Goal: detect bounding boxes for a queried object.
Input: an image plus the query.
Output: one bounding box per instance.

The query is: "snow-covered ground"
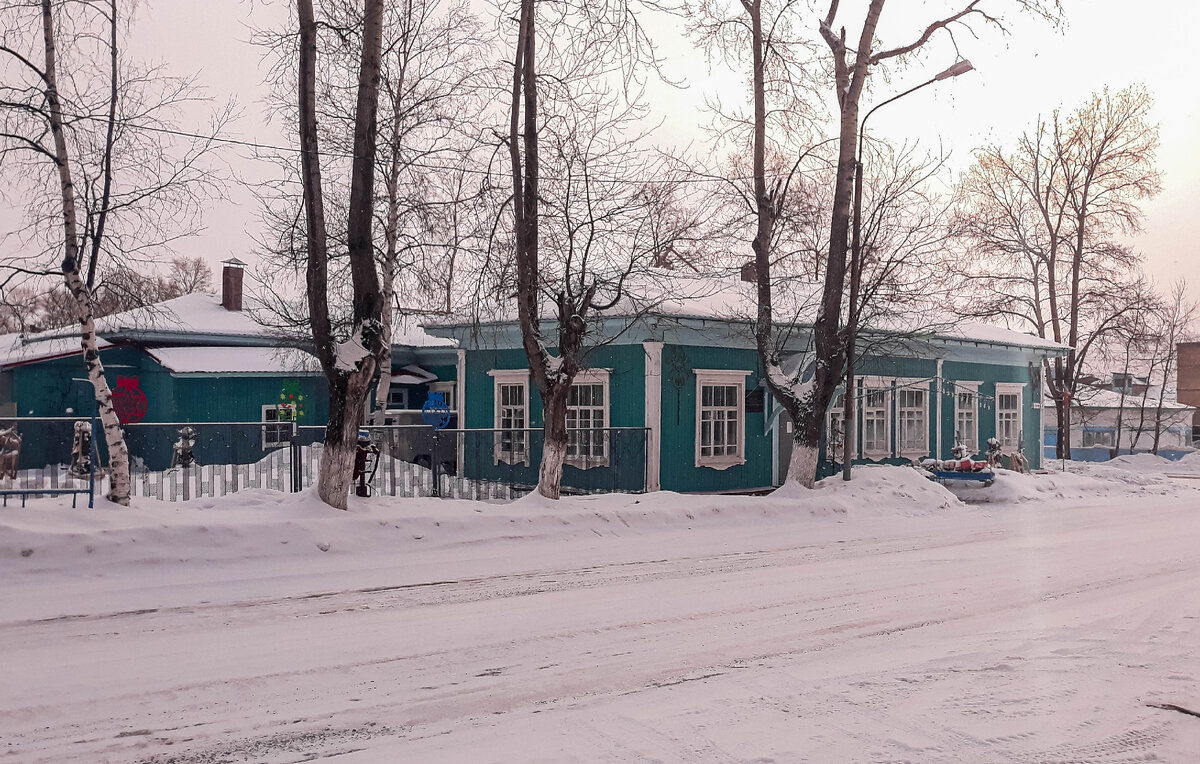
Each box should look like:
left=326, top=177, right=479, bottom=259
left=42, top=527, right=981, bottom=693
left=3, top=464, right=1200, bottom=762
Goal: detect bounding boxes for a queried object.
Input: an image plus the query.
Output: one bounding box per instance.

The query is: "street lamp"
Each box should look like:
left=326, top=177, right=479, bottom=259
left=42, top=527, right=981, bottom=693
left=841, top=59, right=974, bottom=481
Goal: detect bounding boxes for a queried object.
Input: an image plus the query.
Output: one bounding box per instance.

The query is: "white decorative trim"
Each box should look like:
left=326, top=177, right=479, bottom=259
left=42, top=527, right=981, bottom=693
left=694, top=369, right=752, bottom=470
left=994, top=382, right=1026, bottom=450
left=859, top=377, right=892, bottom=458
left=492, top=369, right=530, bottom=465
left=896, top=383, right=930, bottom=459
left=565, top=369, right=611, bottom=469
left=455, top=349, right=466, bottom=476
left=643, top=342, right=663, bottom=491
left=261, top=403, right=294, bottom=450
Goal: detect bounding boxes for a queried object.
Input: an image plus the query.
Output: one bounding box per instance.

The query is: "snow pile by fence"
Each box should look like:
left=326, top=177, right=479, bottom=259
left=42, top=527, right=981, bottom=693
left=2, top=466, right=966, bottom=573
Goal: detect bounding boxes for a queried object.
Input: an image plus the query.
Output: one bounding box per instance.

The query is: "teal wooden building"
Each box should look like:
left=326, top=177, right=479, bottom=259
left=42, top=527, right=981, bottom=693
left=0, top=261, right=457, bottom=470
left=428, top=275, right=1069, bottom=493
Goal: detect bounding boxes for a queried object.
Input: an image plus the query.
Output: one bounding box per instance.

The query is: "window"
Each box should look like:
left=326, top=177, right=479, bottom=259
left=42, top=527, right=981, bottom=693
left=897, top=388, right=928, bottom=456
left=695, top=370, right=750, bottom=469
left=954, top=384, right=979, bottom=452
left=995, top=384, right=1024, bottom=449
left=262, top=403, right=295, bottom=449
left=566, top=371, right=609, bottom=468
left=387, top=387, right=409, bottom=409
left=1082, top=429, right=1115, bottom=448
left=862, top=387, right=889, bottom=456
left=827, top=391, right=845, bottom=461
left=490, top=370, right=529, bottom=464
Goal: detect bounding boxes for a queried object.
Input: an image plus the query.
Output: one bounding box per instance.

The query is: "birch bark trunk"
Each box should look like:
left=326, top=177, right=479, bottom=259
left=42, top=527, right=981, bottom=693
left=41, top=0, right=131, bottom=505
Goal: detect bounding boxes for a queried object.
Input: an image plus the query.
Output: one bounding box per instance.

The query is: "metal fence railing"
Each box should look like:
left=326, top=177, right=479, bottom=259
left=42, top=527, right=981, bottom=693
left=0, top=418, right=649, bottom=503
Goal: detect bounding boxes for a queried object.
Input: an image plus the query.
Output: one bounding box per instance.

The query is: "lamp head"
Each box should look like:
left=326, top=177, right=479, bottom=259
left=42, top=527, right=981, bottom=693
left=934, top=59, right=974, bottom=80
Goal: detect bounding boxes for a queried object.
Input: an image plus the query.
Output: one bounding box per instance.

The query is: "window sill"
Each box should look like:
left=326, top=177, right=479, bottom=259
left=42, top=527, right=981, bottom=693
left=696, top=456, right=746, bottom=471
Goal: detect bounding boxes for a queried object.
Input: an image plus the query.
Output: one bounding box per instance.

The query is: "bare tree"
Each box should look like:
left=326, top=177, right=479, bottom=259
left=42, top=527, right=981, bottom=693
left=687, top=0, right=1056, bottom=486
left=504, top=0, right=686, bottom=498
left=1, top=0, right=228, bottom=504
left=954, top=85, right=1160, bottom=459
left=295, top=0, right=388, bottom=509
left=253, top=0, right=490, bottom=425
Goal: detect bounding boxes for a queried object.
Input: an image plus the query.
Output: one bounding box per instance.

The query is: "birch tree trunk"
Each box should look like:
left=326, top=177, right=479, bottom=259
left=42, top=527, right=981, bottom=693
left=41, top=0, right=131, bottom=505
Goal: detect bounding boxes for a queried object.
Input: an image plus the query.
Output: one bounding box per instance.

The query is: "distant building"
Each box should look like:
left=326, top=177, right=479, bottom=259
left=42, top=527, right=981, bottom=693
left=1043, top=385, right=1195, bottom=462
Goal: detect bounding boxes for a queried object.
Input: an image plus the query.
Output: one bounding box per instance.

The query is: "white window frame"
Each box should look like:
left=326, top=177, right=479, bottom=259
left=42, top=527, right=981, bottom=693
left=566, top=369, right=610, bottom=469
left=261, top=403, right=295, bottom=449
left=694, top=369, right=751, bottom=470
left=954, top=382, right=981, bottom=453
left=897, top=385, right=929, bottom=458
left=995, top=383, right=1025, bottom=450
left=860, top=379, right=891, bottom=457
left=386, top=386, right=409, bottom=410
left=490, top=369, right=530, bottom=465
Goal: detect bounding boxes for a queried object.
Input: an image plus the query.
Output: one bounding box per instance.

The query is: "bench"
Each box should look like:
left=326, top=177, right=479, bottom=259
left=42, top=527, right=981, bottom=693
left=0, top=487, right=94, bottom=508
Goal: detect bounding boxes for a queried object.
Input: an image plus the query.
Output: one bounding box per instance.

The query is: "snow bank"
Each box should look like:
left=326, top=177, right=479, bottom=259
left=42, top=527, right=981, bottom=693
left=2, top=466, right=966, bottom=575
left=972, top=463, right=1190, bottom=505
left=1107, top=452, right=1174, bottom=469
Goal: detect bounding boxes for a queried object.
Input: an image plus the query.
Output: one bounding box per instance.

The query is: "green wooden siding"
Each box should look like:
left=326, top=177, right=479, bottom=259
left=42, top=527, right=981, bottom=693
left=460, top=346, right=646, bottom=491
left=658, top=344, right=772, bottom=492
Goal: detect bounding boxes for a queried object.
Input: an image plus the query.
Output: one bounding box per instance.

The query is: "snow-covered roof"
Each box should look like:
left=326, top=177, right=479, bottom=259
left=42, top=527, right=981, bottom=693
left=0, top=332, right=113, bottom=369
left=428, top=271, right=1070, bottom=353
left=146, top=346, right=321, bottom=375
left=1068, top=387, right=1195, bottom=412
left=94, top=292, right=272, bottom=338
left=393, top=315, right=455, bottom=348
left=391, top=364, right=439, bottom=385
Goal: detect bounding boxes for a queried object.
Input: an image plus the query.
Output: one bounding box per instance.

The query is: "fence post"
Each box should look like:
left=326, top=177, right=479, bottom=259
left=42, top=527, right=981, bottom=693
left=431, top=429, right=440, bottom=498
left=289, top=419, right=301, bottom=493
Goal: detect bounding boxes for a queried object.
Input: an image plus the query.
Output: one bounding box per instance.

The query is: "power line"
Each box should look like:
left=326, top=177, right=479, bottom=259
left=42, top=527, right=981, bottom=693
left=64, top=112, right=818, bottom=187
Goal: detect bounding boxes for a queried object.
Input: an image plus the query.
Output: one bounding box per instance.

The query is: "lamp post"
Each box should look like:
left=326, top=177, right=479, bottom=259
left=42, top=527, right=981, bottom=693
left=842, top=59, right=974, bottom=481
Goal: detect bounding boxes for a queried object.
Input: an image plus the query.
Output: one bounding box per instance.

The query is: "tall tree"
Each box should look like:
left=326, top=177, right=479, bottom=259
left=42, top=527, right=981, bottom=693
left=954, top=86, right=1160, bottom=459
left=505, top=0, right=679, bottom=499
left=690, top=0, right=1058, bottom=486
left=1, top=0, right=228, bottom=504
left=296, top=0, right=388, bottom=509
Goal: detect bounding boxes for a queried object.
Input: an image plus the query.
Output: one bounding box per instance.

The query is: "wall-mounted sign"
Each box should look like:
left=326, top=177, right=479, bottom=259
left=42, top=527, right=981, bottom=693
left=112, top=376, right=147, bottom=423
left=421, top=392, right=452, bottom=429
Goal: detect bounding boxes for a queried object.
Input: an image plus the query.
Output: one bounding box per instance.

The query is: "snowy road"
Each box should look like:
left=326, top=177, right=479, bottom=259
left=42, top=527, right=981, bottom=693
left=3, top=482, right=1200, bottom=761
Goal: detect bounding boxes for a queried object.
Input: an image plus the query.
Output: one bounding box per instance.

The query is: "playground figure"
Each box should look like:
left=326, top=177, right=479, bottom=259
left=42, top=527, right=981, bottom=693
left=171, top=426, right=197, bottom=469
left=986, top=437, right=1030, bottom=473
left=353, top=430, right=380, bottom=497
left=68, top=421, right=92, bottom=478
left=0, top=426, right=20, bottom=479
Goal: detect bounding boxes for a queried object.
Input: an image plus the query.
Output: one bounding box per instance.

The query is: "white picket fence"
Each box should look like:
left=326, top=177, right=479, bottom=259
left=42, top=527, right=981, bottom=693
left=0, top=443, right=517, bottom=503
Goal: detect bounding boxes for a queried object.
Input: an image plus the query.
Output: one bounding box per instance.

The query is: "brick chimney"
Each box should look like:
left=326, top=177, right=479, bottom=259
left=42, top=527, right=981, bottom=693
left=221, top=257, right=246, bottom=311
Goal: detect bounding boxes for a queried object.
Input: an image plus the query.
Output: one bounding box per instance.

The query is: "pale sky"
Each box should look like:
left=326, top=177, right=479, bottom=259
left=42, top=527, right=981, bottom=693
left=70, top=1, right=1200, bottom=289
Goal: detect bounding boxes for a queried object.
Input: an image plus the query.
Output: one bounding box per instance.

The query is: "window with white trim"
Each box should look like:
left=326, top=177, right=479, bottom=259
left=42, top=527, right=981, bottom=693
left=954, top=384, right=979, bottom=452
left=1082, top=429, right=1115, bottom=448
left=897, top=387, right=928, bottom=456
left=827, top=391, right=845, bottom=461
left=995, top=384, right=1024, bottom=449
left=861, top=387, right=889, bottom=455
left=695, top=370, right=748, bottom=469
left=262, top=403, right=295, bottom=449
left=566, top=370, right=609, bottom=468
left=491, top=370, right=529, bottom=464
left=387, top=387, right=409, bottom=409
